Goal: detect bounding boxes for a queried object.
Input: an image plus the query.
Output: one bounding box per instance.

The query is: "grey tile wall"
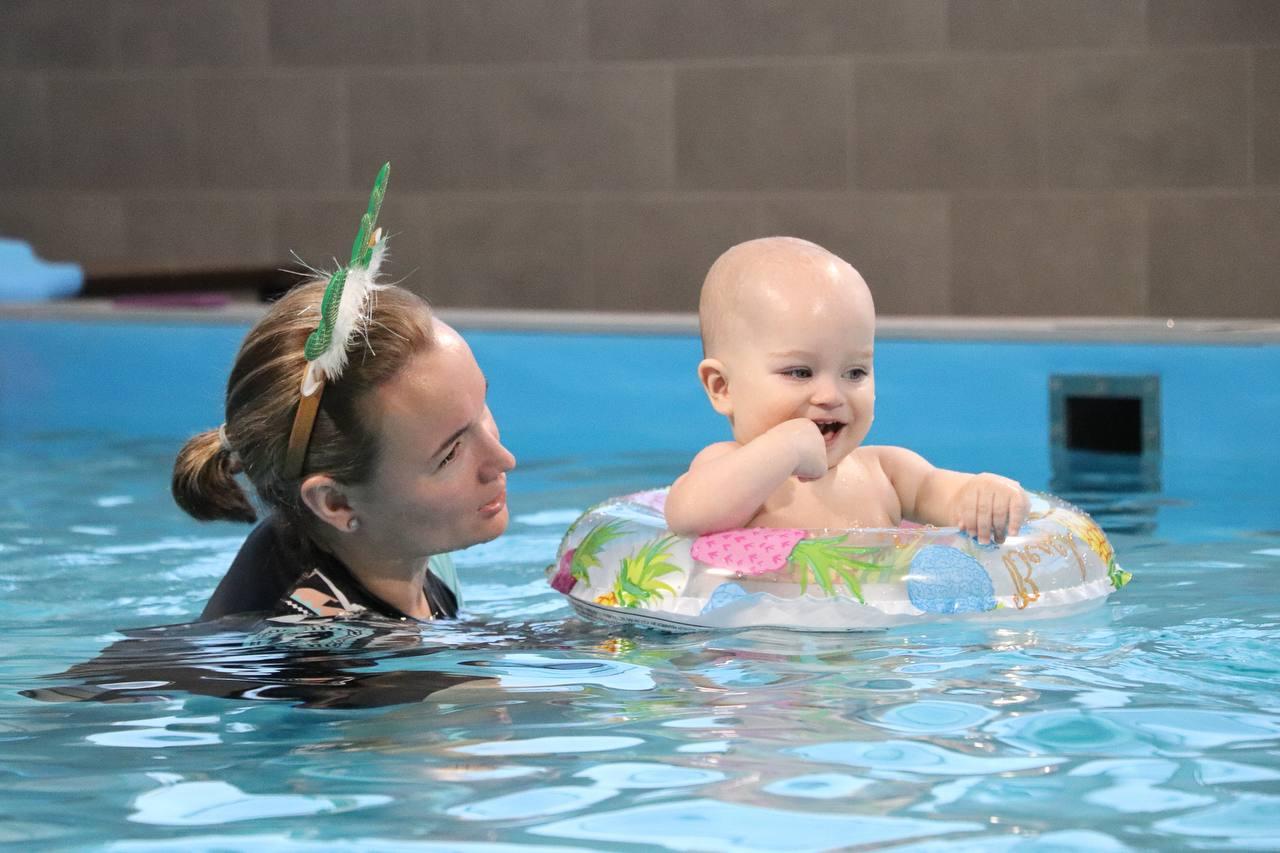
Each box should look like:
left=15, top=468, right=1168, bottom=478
left=675, top=65, right=850, bottom=190
left=586, top=196, right=761, bottom=311
left=1148, top=0, right=1280, bottom=45
left=855, top=58, right=1041, bottom=190
left=1149, top=195, right=1280, bottom=317
left=1043, top=50, right=1250, bottom=188
left=2, top=0, right=1278, bottom=317
left=588, top=0, right=946, bottom=60
left=0, top=77, right=48, bottom=188
left=757, top=193, right=951, bottom=314
left=124, top=194, right=276, bottom=268
left=949, top=0, right=1146, bottom=50
left=1257, top=49, right=1280, bottom=185
left=952, top=194, right=1148, bottom=315
left=421, top=195, right=589, bottom=309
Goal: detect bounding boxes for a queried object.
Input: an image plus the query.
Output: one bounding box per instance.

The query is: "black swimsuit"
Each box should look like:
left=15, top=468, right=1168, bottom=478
left=201, top=519, right=458, bottom=623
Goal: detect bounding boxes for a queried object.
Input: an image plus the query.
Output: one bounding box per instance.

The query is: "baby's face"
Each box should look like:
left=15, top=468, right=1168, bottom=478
left=718, top=261, right=876, bottom=467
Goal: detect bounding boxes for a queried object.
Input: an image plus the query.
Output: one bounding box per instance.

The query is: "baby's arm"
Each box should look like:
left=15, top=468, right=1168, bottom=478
left=873, top=446, right=1028, bottom=544
left=665, top=419, right=828, bottom=535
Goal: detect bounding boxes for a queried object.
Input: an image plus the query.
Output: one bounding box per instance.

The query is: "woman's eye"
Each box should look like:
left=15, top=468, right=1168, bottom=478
left=438, top=442, right=460, bottom=470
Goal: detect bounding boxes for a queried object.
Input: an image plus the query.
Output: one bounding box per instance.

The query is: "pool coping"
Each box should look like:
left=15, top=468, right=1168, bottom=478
left=3, top=299, right=1279, bottom=344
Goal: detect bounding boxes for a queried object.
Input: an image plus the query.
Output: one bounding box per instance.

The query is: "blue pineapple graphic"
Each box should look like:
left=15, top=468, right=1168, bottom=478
left=906, top=546, right=997, bottom=614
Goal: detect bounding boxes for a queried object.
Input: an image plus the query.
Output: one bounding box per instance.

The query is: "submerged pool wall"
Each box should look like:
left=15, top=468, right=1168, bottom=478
left=4, top=315, right=1278, bottom=536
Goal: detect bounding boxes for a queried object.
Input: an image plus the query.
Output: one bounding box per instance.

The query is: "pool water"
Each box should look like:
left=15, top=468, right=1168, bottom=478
left=2, top=321, right=1280, bottom=850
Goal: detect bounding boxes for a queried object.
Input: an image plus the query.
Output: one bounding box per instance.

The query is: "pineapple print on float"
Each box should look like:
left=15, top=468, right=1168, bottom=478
left=549, top=488, right=1126, bottom=633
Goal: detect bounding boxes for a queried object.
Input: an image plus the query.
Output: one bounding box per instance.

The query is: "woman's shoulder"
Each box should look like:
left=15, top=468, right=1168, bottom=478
left=199, top=519, right=302, bottom=621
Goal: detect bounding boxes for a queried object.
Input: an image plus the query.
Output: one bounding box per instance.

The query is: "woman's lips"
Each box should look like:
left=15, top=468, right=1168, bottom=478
left=478, top=489, right=507, bottom=516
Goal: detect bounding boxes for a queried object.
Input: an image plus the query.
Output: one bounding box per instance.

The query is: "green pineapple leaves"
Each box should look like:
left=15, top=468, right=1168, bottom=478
left=790, top=537, right=891, bottom=604
left=571, top=520, right=631, bottom=583
left=615, top=535, right=683, bottom=608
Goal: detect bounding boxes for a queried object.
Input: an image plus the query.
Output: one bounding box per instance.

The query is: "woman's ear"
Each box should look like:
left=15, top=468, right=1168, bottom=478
left=299, top=475, right=356, bottom=534
left=698, top=358, right=732, bottom=417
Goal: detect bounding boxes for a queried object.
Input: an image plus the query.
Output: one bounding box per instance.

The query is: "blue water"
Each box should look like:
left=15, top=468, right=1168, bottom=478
left=2, top=320, right=1280, bottom=850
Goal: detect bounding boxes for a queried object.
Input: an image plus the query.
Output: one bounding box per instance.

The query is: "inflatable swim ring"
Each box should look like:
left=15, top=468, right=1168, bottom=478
left=548, top=488, right=1129, bottom=632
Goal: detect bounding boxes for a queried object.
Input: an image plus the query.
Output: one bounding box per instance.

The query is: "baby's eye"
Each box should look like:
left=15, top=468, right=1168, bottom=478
left=781, top=367, right=812, bottom=379
left=438, top=442, right=460, bottom=470
left=844, top=367, right=869, bottom=381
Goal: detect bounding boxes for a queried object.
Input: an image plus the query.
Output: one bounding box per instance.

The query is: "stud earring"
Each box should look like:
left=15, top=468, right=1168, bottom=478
left=347, top=518, right=360, bottom=532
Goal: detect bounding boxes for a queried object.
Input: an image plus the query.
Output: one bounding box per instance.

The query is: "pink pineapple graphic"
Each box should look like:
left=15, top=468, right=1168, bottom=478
left=691, top=528, right=902, bottom=604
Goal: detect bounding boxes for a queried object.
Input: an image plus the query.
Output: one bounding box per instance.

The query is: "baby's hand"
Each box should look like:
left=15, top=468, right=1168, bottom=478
left=772, top=418, right=829, bottom=481
left=952, top=473, right=1028, bottom=545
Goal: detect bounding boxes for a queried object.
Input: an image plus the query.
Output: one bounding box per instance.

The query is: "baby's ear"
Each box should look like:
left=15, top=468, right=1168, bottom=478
left=698, top=358, right=732, bottom=417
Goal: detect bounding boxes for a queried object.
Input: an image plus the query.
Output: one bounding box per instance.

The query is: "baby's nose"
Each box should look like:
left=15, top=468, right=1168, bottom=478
left=809, top=377, right=840, bottom=405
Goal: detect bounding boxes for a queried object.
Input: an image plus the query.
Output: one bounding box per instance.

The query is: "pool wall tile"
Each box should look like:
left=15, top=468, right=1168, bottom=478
left=675, top=65, right=851, bottom=190
left=854, top=58, right=1042, bottom=190
left=0, top=77, right=47, bottom=188
left=1256, top=49, right=1280, bottom=186
left=272, top=194, right=383, bottom=273
left=124, top=195, right=275, bottom=268
left=585, top=197, right=761, bottom=312
left=949, top=0, right=1147, bottom=50
left=588, top=0, right=946, bottom=60
left=952, top=195, right=1148, bottom=316
left=280, top=190, right=591, bottom=312
left=269, top=0, right=587, bottom=67
left=1043, top=50, right=1251, bottom=188
left=756, top=193, right=951, bottom=315
left=190, top=75, right=348, bottom=191
left=2, top=1, right=1278, bottom=317
left=1149, top=196, right=1280, bottom=317
left=44, top=77, right=195, bottom=191
left=1147, top=0, right=1280, bottom=45
left=113, top=0, right=270, bottom=70
left=421, top=196, right=590, bottom=310
left=415, top=0, right=589, bottom=65
left=0, top=0, right=114, bottom=70
left=0, top=194, right=128, bottom=266
left=267, top=0, right=431, bottom=68
left=347, top=68, right=674, bottom=191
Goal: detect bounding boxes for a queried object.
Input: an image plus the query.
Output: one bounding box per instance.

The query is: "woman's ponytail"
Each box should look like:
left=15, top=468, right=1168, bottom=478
left=171, top=428, right=257, bottom=523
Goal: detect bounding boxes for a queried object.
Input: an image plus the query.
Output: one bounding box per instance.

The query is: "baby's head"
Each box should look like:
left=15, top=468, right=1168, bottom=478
left=697, top=236, right=877, bottom=464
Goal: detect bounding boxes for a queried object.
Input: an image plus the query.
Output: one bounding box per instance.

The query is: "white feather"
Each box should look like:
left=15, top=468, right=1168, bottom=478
left=311, top=236, right=388, bottom=381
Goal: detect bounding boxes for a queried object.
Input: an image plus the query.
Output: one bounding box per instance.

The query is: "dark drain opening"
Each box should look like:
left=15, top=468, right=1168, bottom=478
left=1065, top=395, right=1143, bottom=454
left=1050, top=375, right=1161, bottom=496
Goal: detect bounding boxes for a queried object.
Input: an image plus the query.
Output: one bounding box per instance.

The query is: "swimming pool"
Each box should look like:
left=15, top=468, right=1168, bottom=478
left=3, top=308, right=1279, bottom=850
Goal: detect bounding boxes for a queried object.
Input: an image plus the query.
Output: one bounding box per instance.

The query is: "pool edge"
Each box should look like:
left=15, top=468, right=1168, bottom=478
left=3, top=300, right=1280, bottom=344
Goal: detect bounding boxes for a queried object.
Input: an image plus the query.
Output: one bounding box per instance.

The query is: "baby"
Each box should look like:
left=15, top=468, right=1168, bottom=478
left=665, top=236, right=1028, bottom=544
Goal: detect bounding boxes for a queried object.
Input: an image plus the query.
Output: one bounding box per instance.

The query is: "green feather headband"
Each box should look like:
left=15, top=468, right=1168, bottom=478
left=284, top=162, right=391, bottom=478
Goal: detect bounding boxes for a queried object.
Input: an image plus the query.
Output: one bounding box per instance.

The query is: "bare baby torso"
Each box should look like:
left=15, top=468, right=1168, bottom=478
left=748, top=448, right=902, bottom=530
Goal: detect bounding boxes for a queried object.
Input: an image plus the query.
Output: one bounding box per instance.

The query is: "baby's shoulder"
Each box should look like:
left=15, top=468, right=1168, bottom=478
left=855, top=444, right=927, bottom=467
left=688, top=440, right=741, bottom=467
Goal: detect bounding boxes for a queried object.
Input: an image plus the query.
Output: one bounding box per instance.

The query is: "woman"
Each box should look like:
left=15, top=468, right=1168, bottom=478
left=172, top=166, right=515, bottom=623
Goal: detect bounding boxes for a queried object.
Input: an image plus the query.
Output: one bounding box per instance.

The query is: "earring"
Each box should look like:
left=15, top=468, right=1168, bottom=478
left=347, top=517, right=360, bottom=532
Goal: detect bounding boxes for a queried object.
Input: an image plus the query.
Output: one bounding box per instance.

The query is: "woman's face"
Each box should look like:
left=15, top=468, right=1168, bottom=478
left=344, top=322, right=516, bottom=565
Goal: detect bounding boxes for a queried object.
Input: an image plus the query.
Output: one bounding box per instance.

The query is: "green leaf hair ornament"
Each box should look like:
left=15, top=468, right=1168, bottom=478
left=284, top=162, right=391, bottom=478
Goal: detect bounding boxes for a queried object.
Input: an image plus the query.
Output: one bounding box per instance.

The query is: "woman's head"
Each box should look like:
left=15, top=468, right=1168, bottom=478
left=325, top=321, right=516, bottom=560
left=174, top=282, right=504, bottom=550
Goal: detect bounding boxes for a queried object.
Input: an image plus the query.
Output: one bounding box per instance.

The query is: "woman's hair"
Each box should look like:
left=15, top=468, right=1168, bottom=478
left=172, top=281, right=435, bottom=533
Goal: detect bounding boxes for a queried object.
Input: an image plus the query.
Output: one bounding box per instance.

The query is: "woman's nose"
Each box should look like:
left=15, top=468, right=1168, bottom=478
left=479, top=432, right=516, bottom=480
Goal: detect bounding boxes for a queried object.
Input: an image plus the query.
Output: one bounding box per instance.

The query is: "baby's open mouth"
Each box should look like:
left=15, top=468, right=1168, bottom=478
left=814, top=419, right=845, bottom=444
